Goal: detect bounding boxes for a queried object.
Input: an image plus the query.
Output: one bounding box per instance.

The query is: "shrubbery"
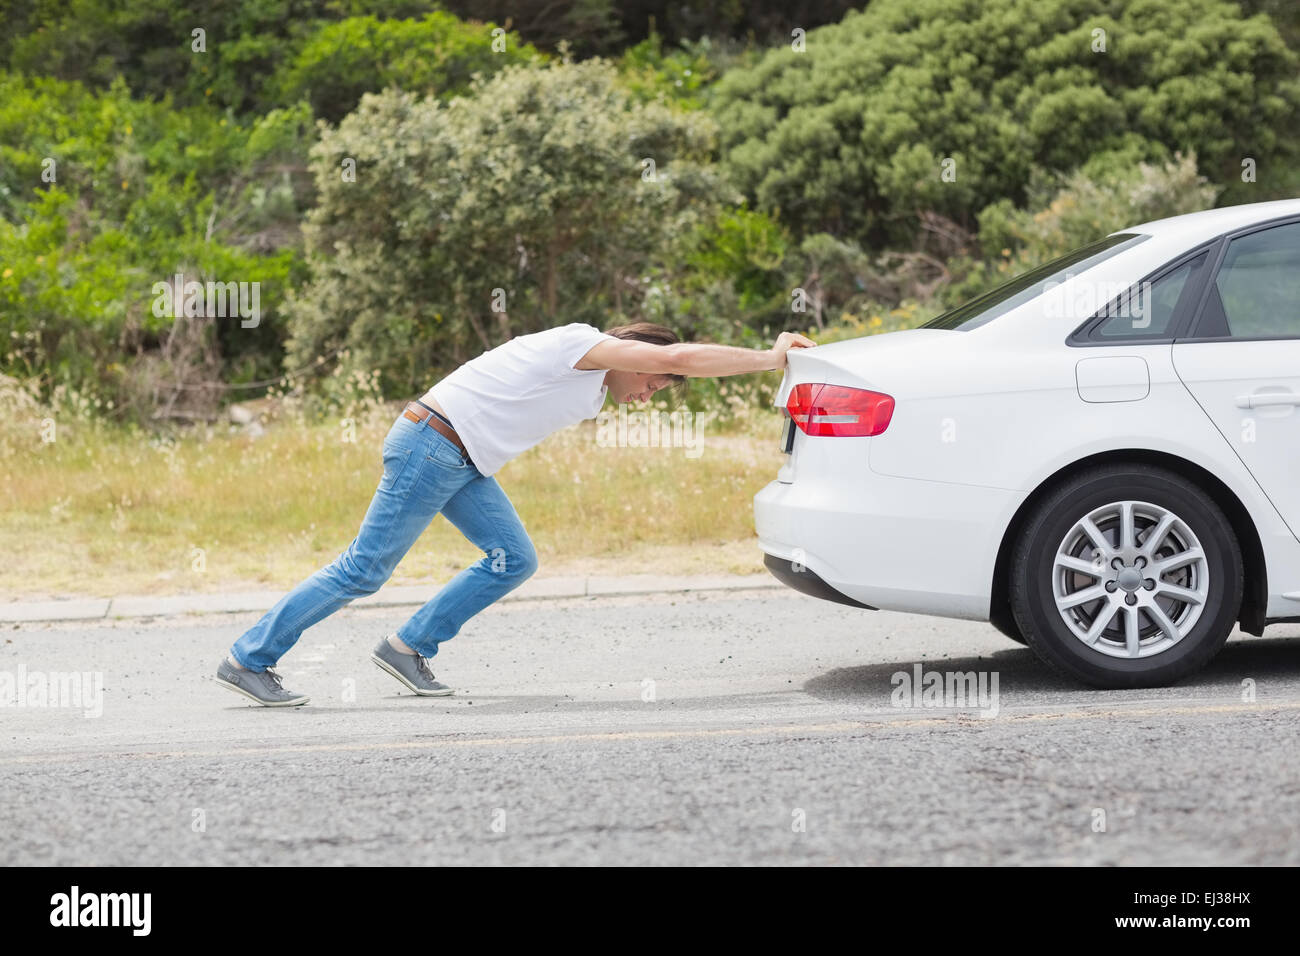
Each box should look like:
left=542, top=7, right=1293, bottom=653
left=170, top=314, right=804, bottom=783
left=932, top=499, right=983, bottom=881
left=3, top=1, right=446, bottom=114
left=285, top=59, right=728, bottom=398
left=0, top=73, right=309, bottom=418
left=1, top=2, right=1297, bottom=424
left=711, top=0, right=1300, bottom=249
left=273, top=12, right=540, bottom=122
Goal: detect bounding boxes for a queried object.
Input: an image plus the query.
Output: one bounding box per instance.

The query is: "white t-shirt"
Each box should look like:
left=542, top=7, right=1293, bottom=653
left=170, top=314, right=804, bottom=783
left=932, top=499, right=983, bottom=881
left=420, top=323, right=614, bottom=476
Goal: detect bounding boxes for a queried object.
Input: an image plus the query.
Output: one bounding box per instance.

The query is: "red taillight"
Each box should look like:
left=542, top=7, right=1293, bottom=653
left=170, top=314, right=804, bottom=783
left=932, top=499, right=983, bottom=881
left=786, top=383, right=894, bottom=437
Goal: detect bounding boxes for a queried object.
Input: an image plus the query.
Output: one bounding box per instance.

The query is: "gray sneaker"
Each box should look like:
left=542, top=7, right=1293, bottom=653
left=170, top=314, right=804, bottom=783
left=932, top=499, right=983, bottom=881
left=371, top=636, right=454, bottom=696
left=215, top=657, right=310, bottom=707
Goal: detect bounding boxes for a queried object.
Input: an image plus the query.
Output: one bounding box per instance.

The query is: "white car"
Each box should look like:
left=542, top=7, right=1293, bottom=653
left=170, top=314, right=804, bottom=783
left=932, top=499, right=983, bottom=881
left=755, top=199, right=1300, bottom=688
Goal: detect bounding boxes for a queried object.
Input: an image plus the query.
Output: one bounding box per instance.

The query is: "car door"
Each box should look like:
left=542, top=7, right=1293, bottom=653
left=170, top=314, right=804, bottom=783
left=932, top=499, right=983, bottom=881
left=1172, top=218, right=1300, bottom=543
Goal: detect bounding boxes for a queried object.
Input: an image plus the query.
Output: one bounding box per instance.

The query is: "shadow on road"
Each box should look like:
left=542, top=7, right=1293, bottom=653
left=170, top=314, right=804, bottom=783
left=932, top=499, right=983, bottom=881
left=803, top=635, right=1300, bottom=703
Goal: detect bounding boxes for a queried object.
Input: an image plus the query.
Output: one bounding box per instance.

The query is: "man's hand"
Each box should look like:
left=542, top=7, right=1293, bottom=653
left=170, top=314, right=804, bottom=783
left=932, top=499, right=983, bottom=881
left=770, top=331, right=817, bottom=369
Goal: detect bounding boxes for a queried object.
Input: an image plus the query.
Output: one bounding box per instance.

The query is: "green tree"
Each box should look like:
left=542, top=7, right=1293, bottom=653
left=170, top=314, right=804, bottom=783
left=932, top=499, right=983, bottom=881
left=0, top=73, right=307, bottom=416
left=273, top=12, right=541, bottom=123
left=712, top=0, right=1300, bottom=249
left=1, top=2, right=511, bottom=115
left=285, top=59, right=729, bottom=395
left=615, top=32, right=720, bottom=109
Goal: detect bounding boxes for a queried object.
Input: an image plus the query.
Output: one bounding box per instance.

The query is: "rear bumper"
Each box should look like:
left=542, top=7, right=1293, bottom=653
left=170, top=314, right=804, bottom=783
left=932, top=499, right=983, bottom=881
left=763, top=554, right=877, bottom=610
left=754, top=469, right=1022, bottom=621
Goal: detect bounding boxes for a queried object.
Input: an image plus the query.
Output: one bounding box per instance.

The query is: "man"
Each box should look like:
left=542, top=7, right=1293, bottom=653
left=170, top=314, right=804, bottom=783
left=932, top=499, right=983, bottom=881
left=215, top=321, right=815, bottom=706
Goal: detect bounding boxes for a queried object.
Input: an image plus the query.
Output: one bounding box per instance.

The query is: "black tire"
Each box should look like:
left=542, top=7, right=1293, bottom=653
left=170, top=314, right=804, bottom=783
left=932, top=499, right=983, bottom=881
left=1010, top=464, right=1242, bottom=688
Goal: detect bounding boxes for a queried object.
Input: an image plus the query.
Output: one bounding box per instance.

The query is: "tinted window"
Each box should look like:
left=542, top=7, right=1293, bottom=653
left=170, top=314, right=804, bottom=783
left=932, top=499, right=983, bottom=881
left=1201, top=222, right=1300, bottom=339
left=1091, top=252, right=1205, bottom=339
left=923, top=233, right=1149, bottom=331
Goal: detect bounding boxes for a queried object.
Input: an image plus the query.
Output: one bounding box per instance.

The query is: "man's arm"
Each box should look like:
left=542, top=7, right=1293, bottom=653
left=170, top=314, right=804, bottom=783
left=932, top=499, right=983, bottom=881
left=575, top=332, right=817, bottom=376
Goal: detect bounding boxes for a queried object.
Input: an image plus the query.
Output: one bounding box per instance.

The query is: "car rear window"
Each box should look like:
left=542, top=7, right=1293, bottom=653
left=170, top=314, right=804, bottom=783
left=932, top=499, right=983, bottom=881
left=923, top=233, right=1150, bottom=331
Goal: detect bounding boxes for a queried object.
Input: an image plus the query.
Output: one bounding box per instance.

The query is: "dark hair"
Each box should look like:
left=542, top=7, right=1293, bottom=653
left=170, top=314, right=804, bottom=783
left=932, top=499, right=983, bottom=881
left=604, top=322, right=687, bottom=388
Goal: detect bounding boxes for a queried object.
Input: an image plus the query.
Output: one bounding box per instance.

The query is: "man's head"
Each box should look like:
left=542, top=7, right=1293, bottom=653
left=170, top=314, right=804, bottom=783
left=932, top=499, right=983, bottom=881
left=602, top=322, right=686, bottom=404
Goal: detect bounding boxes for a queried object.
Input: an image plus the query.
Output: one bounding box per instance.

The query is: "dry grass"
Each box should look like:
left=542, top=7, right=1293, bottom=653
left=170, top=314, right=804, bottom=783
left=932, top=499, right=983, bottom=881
left=0, top=403, right=787, bottom=601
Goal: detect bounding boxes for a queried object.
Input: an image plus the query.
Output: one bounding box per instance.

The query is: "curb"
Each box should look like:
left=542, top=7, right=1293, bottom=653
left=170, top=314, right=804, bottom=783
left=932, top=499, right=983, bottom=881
left=0, top=574, right=784, bottom=624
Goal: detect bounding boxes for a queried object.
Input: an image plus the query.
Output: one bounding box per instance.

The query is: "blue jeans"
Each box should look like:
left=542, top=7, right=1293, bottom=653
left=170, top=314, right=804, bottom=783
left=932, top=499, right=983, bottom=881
left=230, top=413, right=539, bottom=671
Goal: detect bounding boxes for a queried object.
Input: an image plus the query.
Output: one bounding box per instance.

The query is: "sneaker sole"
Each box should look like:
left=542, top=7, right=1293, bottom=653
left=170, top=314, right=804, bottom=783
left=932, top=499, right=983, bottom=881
left=370, top=654, right=455, bottom=697
left=215, top=675, right=310, bottom=707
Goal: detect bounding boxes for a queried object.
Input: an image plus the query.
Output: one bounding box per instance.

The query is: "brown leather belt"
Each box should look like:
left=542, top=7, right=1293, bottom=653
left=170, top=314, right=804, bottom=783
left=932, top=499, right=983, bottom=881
left=403, top=401, right=469, bottom=458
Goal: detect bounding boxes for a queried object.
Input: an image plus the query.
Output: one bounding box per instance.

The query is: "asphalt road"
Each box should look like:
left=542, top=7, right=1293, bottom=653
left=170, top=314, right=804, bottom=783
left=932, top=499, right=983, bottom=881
left=3, top=589, right=1299, bottom=865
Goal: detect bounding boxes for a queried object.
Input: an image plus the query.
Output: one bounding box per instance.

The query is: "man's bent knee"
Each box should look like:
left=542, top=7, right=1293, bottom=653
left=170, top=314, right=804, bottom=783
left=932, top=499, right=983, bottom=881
left=489, top=542, right=538, bottom=583
left=329, top=552, right=394, bottom=597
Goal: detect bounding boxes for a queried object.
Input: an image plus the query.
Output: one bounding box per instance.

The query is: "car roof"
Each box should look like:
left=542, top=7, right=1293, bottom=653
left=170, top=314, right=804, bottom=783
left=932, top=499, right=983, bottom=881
left=1116, top=198, right=1300, bottom=245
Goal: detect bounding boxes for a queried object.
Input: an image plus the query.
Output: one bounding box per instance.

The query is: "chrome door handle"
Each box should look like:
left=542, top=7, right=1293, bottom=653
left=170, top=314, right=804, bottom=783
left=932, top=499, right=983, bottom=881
left=1235, top=392, right=1300, bottom=409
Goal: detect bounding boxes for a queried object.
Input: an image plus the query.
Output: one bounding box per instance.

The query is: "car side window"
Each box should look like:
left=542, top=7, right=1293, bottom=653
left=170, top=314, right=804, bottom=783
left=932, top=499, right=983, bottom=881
left=1090, top=253, right=1203, bottom=339
left=1203, top=221, right=1300, bottom=340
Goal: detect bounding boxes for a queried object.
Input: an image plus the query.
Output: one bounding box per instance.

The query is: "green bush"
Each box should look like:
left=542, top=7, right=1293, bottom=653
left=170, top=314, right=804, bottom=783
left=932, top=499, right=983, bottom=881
left=285, top=59, right=729, bottom=398
left=0, top=73, right=309, bottom=417
left=681, top=207, right=789, bottom=314
left=616, top=33, right=721, bottom=109
left=2, top=1, right=445, bottom=114
left=712, top=0, right=1300, bottom=249
left=273, top=12, right=541, bottom=123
